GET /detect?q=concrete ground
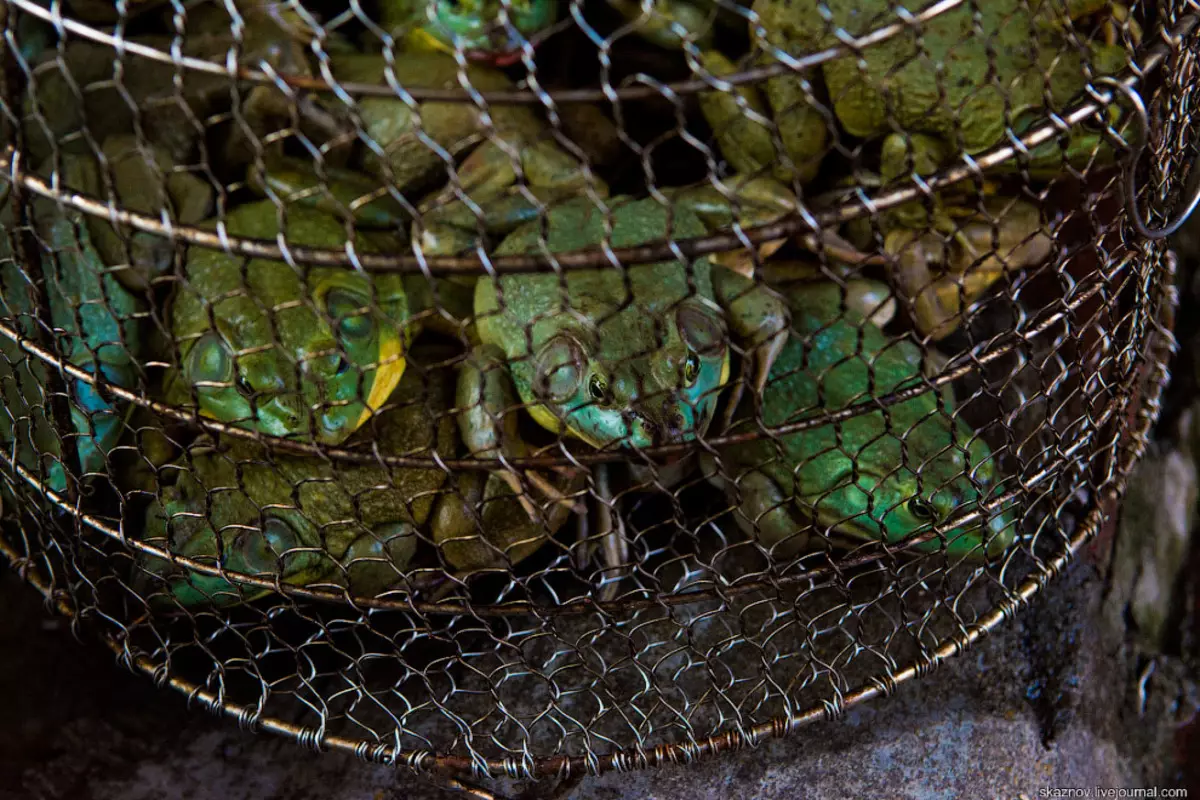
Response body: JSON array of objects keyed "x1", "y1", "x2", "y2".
[{"x1": 1, "y1": 542, "x2": 1192, "y2": 800}]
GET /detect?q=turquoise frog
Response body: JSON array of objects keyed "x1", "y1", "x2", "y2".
[
  {"x1": 705, "y1": 278, "x2": 1015, "y2": 560},
  {"x1": 7, "y1": 154, "x2": 147, "y2": 491},
  {"x1": 459, "y1": 195, "x2": 790, "y2": 519},
  {"x1": 168, "y1": 200, "x2": 472, "y2": 445},
  {"x1": 0, "y1": 200, "x2": 71, "y2": 493}
]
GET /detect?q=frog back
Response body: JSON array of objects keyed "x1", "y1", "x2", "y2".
[
  {"x1": 757, "y1": 0, "x2": 1069, "y2": 149},
  {"x1": 737, "y1": 284, "x2": 954, "y2": 485},
  {"x1": 332, "y1": 52, "x2": 544, "y2": 186},
  {"x1": 281, "y1": 365, "x2": 455, "y2": 540},
  {"x1": 174, "y1": 201, "x2": 407, "y2": 357},
  {"x1": 479, "y1": 197, "x2": 716, "y2": 366}
]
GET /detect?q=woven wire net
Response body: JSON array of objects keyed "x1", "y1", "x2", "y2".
[{"x1": 0, "y1": 0, "x2": 1194, "y2": 781}]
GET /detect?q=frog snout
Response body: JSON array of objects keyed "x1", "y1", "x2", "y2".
[{"x1": 630, "y1": 404, "x2": 690, "y2": 447}]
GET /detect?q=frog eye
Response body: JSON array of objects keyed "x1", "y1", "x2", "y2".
[
  {"x1": 907, "y1": 498, "x2": 937, "y2": 522},
  {"x1": 535, "y1": 336, "x2": 586, "y2": 404},
  {"x1": 186, "y1": 332, "x2": 233, "y2": 383},
  {"x1": 588, "y1": 373, "x2": 610, "y2": 404},
  {"x1": 683, "y1": 351, "x2": 701, "y2": 386},
  {"x1": 234, "y1": 370, "x2": 256, "y2": 398},
  {"x1": 325, "y1": 289, "x2": 374, "y2": 341}
]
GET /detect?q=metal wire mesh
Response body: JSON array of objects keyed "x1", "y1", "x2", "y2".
[{"x1": 0, "y1": 0, "x2": 1195, "y2": 783}]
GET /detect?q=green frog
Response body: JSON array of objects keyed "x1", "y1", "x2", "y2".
[
  {"x1": 705, "y1": 278, "x2": 1015, "y2": 560},
  {"x1": 766, "y1": 0, "x2": 1133, "y2": 182},
  {"x1": 9, "y1": 156, "x2": 147, "y2": 492},
  {"x1": 839, "y1": 193, "x2": 1055, "y2": 339},
  {"x1": 459, "y1": 195, "x2": 790, "y2": 520},
  {"x1": 82, "y1": 135, "x2": 216, "y2": 292},
  {"x1": 141, "y1": 360, "x2": 584, "y2": 608},
  {"x1": 140, "y1": 365, "x2": 458, "y2": 608},
  {"x1": 612, "y1": 0, "x2": 1134, "y2": 187},
  {"x1": 168, "y1": 200, "x2": 471, "y2": 445}
]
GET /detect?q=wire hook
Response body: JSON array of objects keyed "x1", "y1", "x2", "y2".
[{"x1": 1095, "y1": 76, "x2": 1200, "y2": 240}]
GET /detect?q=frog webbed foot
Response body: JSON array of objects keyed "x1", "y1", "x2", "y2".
[
  {"x1": 457, "y1": 344, "x2": 584, "y2": 526},
  {"x1": 341, "y1": 522, "x2": 419, "y2": 598},
  {"x1": 711, "y1": 264, "x2": 790, "y2": 419}
]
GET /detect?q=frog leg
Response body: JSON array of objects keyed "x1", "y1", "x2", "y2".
[
  {"x1": 759, "y1": 261, "x2": 897, "y2": 328},
  {"x1": 414, "y1": 133, "x2": 609, "y2": 256},
  {"x1": 341, "y1": 521, "x2": 418, "y2": 598},
  {"x1": 592, "y1": 462, "x2": 630, "y2": 602},
  {"x1": 663, "y1": 175, "x2": 797, "y2": 273},
  {"x1": 457, "y1": 343, "x2": 582, "y2": 526},
  {"x1": 710, "y1": 264, "x2": 789, "y2": 420},
  {"x1": 414, "y1": 188, "x2": 568, "y2": 259},
  {"x1": 605, "y1": 0, "x2": 717, "y2": 50},
  {"x1": 430, "y1": 467, "x2": 580, "y2": 598},
  {"x1": 713, "y1": 466, "x2": 817, "y2": 560}
]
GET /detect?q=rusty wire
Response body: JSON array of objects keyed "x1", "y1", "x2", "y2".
[{"x1": 0, "y1": 0, "x2": 1195, "y2": 783}]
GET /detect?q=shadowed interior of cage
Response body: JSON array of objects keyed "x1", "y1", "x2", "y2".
[{"x1": 0, "y1": 0, "x2": 1191, "y2": 774}]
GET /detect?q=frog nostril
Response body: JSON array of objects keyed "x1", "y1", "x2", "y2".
[{"x1": 334, "y1": 357, "x2": 351, "y2": 377}]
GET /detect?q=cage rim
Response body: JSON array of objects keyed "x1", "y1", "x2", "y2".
[
  {"x1": 0, "y1": 262, "x2": 1171, "y2": 778},
  {"x1": 1, "y1": 12, "x2": 1192, "y2": 274}
]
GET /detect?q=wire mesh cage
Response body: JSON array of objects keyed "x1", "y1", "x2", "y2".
[{"x1": 0, "y1": 0, "x2": 1196, "y2": 785}]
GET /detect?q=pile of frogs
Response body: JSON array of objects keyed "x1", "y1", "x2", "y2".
[{"x1": 0, "y1": 0, "x2": 1138, "y2": 610}]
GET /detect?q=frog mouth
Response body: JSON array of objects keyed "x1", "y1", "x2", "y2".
[{"x1": 465, "y1": 48, "x2": 524, "y2": 67}]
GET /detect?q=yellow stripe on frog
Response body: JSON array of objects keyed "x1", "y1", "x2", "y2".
[{"x1": 355, "y1": 330, "x2": 406, "y2": 431}]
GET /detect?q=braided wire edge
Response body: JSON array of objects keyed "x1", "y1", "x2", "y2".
[{"x1": 0, "y1": 243, "x2": 1177, "y2": 779}]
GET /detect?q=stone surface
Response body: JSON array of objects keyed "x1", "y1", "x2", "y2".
[{"x1": 0, "y1": 554, "x2": 1190, "y2": 800}]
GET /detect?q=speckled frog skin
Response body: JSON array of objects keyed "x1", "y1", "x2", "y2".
[
  {"x1": 141, "y1": 366, "x2": 457, "y2": 608},
  {"x1": 169, "y1": 201, "x2": 416, "y2": 445},
  {"x1": 707, "y1": 282, "x2": 1015, "y2": 560},
  {"x1": 752, "y1": 0, "x2": 1132, "y2": 181}
]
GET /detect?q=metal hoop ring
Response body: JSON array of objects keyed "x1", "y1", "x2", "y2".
[{"x1": 1095, "y1": 76, "x2": 1200, "y2": 240}]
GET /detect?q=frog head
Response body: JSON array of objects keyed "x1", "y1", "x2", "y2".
[
  {"x1": 809, "y1": 419, "x2": 1015, "y2": 560},
  {"x1": 176, "y1": 264, "x2": 409, "y2": 445},
  {"x1": 398, "y1": 0, "x2": 557, "y2": 66},
  {"x1": 526, "y1": 298, "x2": 730, "y2": 450}
]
